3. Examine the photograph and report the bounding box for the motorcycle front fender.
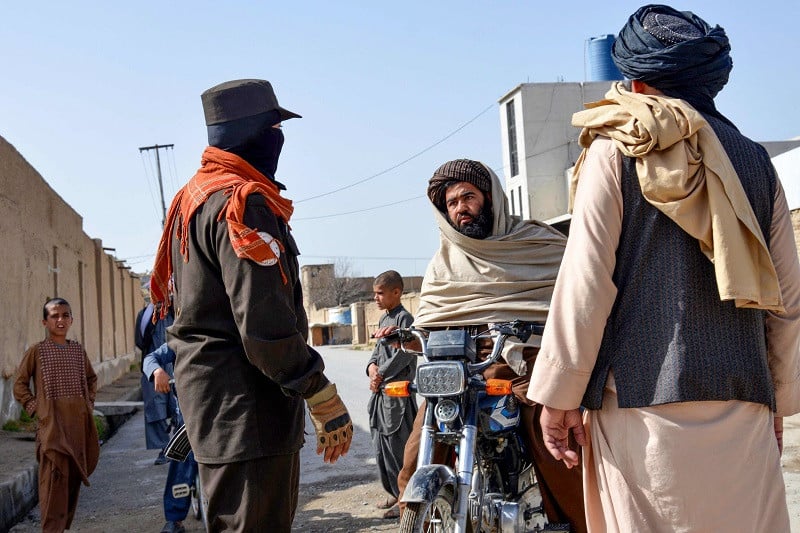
[400,464,457,504]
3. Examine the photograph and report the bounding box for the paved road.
[298,345,377,485]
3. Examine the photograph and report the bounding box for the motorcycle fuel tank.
[478,392,520,433]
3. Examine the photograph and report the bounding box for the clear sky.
[3,1,798,278]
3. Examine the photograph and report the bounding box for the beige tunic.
[529,138,800,532]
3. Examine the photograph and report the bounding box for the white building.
[497,81,612,225]
[771,144,800,211]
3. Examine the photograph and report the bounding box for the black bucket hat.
[201,79,301,126]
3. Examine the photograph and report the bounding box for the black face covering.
[234,125,284,179]
[206,109,286,186]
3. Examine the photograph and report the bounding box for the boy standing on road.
[366,270,417,519]
[14,298,100,533]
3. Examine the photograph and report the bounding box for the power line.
[290,142,571,221]
[165,147,180,200]
[295,103,495,204]
[138,143,174,226]
[139,151,164,224]
[491,141,571,174]
[294,195,425,221]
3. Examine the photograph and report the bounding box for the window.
[517,187,524,218]
[506,101,519,177]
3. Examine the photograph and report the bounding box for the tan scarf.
[415,164,566,374]
[571,82,783,312]
[150,147,294,317]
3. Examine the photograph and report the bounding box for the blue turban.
[611,4,733,123]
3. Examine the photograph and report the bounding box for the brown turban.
[427,159,492,211]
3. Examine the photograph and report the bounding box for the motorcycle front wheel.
[191,471,208,530]
[399,484,458,533]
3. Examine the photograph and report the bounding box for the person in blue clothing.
[135,300,178,465]
[144,342,200,533]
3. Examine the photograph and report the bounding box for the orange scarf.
[150,146,294,318]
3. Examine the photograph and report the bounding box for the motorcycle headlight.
[416,361,465,397]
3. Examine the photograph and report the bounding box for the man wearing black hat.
[149,79,353,532]
[528,5,800,530]
[385,159,587,532]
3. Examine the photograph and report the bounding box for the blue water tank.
[328,306,352,325]
[587,34,623,81]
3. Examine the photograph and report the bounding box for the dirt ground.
[294,471,401,532]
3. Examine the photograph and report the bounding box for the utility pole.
[138,143,174,227]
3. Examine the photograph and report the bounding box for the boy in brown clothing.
[14,297,100,533]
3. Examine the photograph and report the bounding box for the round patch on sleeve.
[256,231,282,266]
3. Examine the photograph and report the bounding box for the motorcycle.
[381,321,570,533]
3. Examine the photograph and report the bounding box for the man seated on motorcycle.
[382,159,586,532]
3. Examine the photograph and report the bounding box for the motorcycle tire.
[191,471,208,530]
[399,484,458,533]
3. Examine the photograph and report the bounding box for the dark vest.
[582,114,777,410]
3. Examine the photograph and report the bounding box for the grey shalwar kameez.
[366,304,417,497]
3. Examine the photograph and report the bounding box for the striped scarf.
[150,146,294,318]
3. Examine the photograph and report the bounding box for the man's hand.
[367,363,383,393]
[373,325,422,352]
[153,367,171,394]
[775,415,784,456]
[307,384,354,464]
[373,325,399,338]
[540,406,586,469]
[373,325,401,349]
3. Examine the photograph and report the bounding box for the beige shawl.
[415,164,566,374]
[571,82,782,311]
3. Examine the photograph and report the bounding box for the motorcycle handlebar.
[490,320,545,343]
[376,320,544,369]
[468,320,541,374]
[377,328,416,345]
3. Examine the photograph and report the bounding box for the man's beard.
[449,203,493,239]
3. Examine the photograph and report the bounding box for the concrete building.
[498,81,613,224]
[0,135,144,426]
